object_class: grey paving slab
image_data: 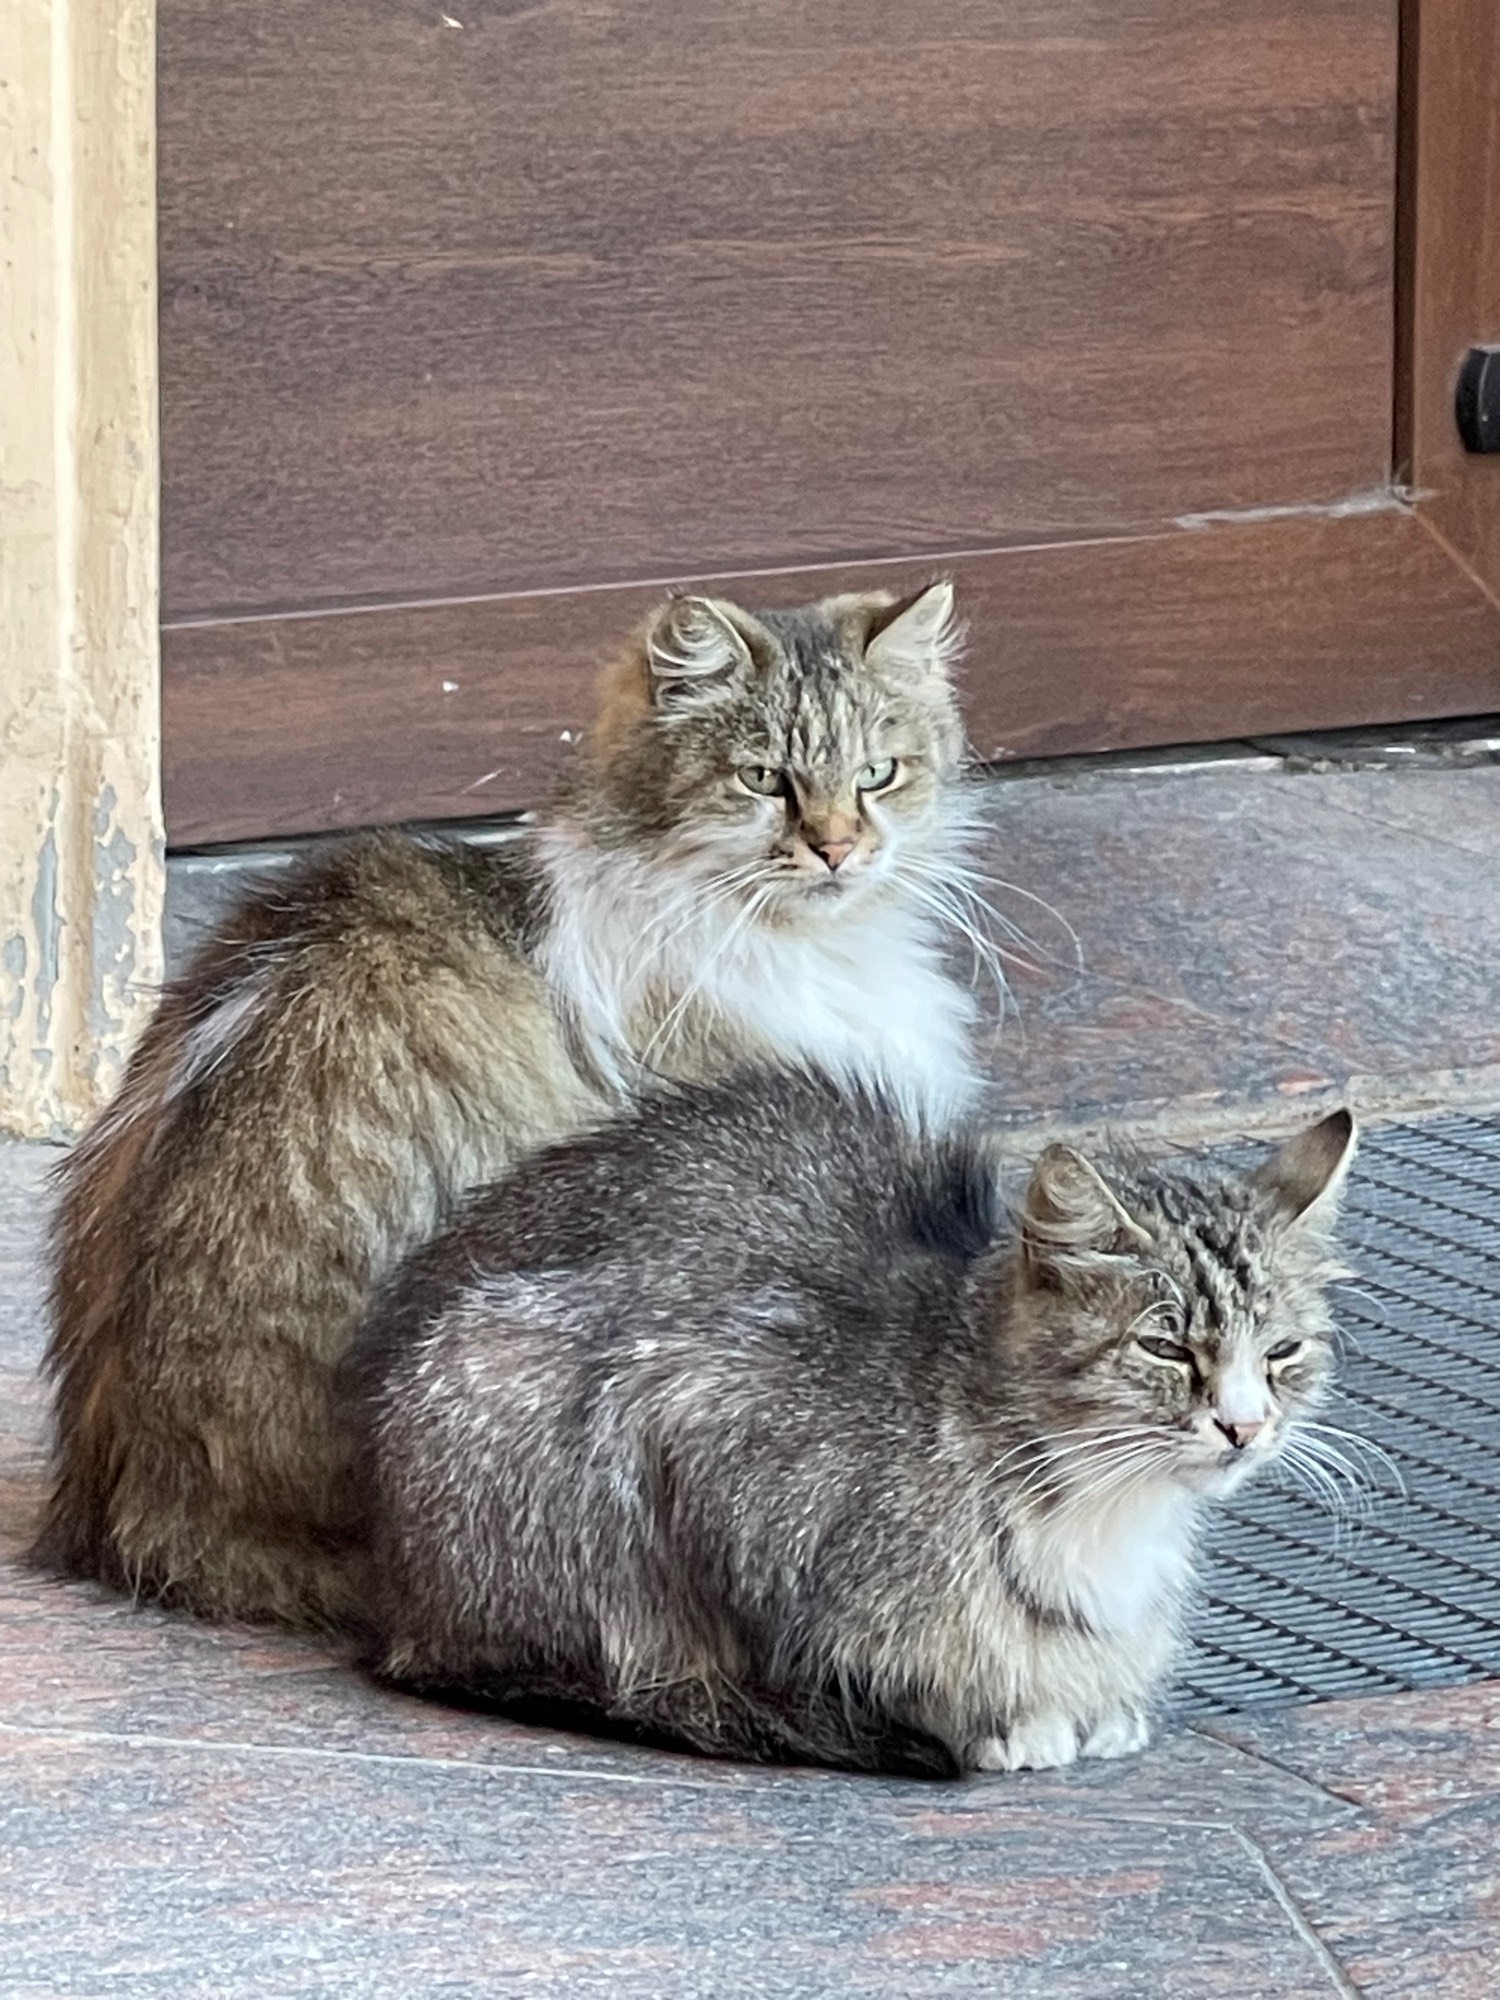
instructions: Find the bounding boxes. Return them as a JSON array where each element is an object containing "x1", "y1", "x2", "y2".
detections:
[
  {"x1": 969, "y1": 760, "x2": 1500, "y2": 1128},
  {"x1": 0, "y1": 1726, "x2": 1349, "y2": 2000}
]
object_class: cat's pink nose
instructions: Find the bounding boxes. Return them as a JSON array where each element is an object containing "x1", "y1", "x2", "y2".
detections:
[
  {"x1": 812, "y1": 837, "x2": 856, "y2": 872},
  {"x1": 1215, "y1": 1416, "x2": 1267, "y2": 1451}
]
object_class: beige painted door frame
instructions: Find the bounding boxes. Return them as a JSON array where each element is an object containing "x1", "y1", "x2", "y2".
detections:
[{"x1": 1, "y1": 0, "x2": 163, "y2": 1139}]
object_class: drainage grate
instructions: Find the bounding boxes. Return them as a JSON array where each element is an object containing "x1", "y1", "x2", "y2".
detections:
[{"x1": 1180, "y1": 1113, "x2": 1500, "y2": 1713}]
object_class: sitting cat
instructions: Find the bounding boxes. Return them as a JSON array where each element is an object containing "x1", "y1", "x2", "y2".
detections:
[
  {"x1": 35, "y1": 582, "x2": 988, "y2": 1630},
  {"x1": 350, "y1": 1072, "x2": 1355, "y2": 1777}
]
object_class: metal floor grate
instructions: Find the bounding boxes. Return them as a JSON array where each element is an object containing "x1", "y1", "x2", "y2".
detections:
[{"x1": 1180, "y1": 1113, "x2": 1500, "y2": 1713}]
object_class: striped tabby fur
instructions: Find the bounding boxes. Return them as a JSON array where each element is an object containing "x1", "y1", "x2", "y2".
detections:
[{"x1": 352, "y1": 1071, "x2": 1355, "y2": 1776}]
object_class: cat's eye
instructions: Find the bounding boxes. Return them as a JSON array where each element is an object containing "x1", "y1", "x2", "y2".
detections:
[
  {"x1": 737, "y1": 764, "x2": 785, "y2": 796},
  {"x1": 1265, "y1": 1339, "x2": 1304, "y2": 1364},
  {"x1": 1135, "y1": 1334, "x2": 1194, "y2": 1366},
  {"x1": 855, "y1": 759, "x2": 899, "y2": 792}
]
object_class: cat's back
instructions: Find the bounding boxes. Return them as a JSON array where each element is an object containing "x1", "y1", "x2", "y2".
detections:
[
  {"x1": 182, "y1": 828, "x2": 545, "y2": 1043},
  {"x1": 356, "y1": 1066, "x2": 999, "y2": 1397},
  {"x1": 59, "y1": 829, "x2": 552, "y2": 1221},
  {"x1": 51, "y1": 828, "x2": 597, "y2": 1347},
  {"x1": 353, "y1": 1070, "x2": 1005, "y2": 1716}
]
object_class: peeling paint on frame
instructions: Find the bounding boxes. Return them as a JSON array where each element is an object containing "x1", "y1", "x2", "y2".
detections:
[{"x1": 0, "y1": 0, "x2": 163, "y2": 1139}]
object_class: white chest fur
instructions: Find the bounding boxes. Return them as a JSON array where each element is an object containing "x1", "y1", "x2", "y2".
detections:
[
  {"x1": 538, "y1": 835, "x2": 981, "y2": 1122},
  {"x1": 1017, "y1": 1480, "x2": 1198, "y2": 1635},
  {"x1": 692, "y1": 902, "x2": 978, "y2": 1119}
]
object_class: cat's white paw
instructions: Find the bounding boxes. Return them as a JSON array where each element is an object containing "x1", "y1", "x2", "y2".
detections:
[
  {"x1": 974, "y1": 1714, "x2": 1080, "y2": 1772},
  {"x1": 1081, "y1": 1710, "x2": 1151, "y2": 1761}
]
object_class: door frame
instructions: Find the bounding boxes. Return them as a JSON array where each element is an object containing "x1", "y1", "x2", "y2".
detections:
[{"x1": 0, "y1": 0, "x2": 162, "y2": 1138}]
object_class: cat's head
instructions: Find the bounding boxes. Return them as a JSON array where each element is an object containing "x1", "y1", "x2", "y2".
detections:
[
  {"x1": 578, "y1": 581, "x2": 967, "y2": 919},
  {"x1": 1013, "y1": 1111, "x2": 1356, "y2": 1501}
]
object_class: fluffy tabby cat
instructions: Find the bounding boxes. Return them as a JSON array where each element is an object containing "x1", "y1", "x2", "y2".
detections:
[
  {"x1": 352, "y1": 1073, "x2": 1355, "y2": 1777},
  {"x1": 37, "y1": 581, "x2": 986, "y2": 1630}
]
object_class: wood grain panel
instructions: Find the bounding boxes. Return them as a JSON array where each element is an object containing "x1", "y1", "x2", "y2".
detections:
[
  {"x1": 163, "y1": 510, "x2": 1500, "y2": 844},
  {"x1": 1408, "y1": 0, "x2": 1500, "y2": 598},
  {"x1": 158, "y1": 0, "x2": 1397, "y2": 620}
]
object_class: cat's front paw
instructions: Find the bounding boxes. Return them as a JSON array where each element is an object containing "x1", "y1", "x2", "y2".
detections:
[
  {"x1": 1081, "y1": 1710, "x2": 1151, "y2": 1761},
  {"x1": 974, "y1": 1714, "x2": 1080, "y2": 1772}
]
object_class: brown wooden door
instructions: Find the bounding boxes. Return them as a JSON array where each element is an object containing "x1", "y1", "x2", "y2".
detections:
[
  {"x1": 1407, "y1": 1, "x2": 1500, "y2": 602},
  {"x1": 159, "y1": 0, "x2": 1500, "y2": 846}
]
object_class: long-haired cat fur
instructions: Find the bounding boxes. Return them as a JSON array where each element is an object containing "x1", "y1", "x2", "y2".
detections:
[
  {"x1": 351, "y1": 1072, "x2": 1355, "y2": 1777},
  {"x1": 37, "y1": 582, "x2": 990, "y2": 1629}
]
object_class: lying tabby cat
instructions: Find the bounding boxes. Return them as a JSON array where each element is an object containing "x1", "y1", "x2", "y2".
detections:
[
  {"x1": 36, "y1": 581, "x2": 989, "y2": 1629},
  {"x1": 352, "y1": 1072, "x2": 1354, "y2": 1776}
]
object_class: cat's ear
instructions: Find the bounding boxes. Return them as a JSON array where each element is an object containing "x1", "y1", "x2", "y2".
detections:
[
  {"x1": 863, "y1": 579, "x2": 963, "y2": 682},
  {"x1": 1251, "y1": 1110, "x2": 1356, "y2": 1230},
  {"x1": 644, "y1": 596, "x2": 753, "y2": 704},
  {"x1": 1021, "y1": 1143, "x2": 1153, "y2": 1287}
]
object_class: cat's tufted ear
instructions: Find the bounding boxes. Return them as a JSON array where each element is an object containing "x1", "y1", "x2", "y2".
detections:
[
  {"x1": 1251, "y1": 1109, "x2": 1356, "y2": 1231},
  {"x1": 863, "y1": 579, "x2": 963, "y2": 682},
  {"x1": 644, "y1": 596, "x2": 754, "y2": 704},
  {"x1": 1021, "y1": 1143, "x2": 1153, "y2": 1288}
]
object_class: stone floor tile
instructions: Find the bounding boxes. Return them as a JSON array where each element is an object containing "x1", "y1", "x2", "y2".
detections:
[
  {"x1": 1198, "y1": 1681, "x2": 1500, "y2": 1814},
  {"x1": 1255, "y1": 1791, "x2": 1500, "y2": 2000},
  {"x1": 1276, "y1": 767, "x2": 1500, "y2": 864},
  {"x1": 0, "y1": 1557, "x2": 1362, "y2": 1839},
  {"x1": 979, "y1": 766, "x2": 1500, "y2": 1127},
  {"x1": 0, "y1": 1728, "x2": 1351, "y2": 2000}
]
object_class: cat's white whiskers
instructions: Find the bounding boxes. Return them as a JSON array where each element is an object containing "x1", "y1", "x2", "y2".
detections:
[
  {"x1": 1288, "y1": 1460, "x2": 1385, "y2": 1536},
  {"x1": 1007, "y1": 1434, "x2": 1172, "y2": 1512},
  {"x1": 1278, "y1": 1424, "x2": 1387, "y2": 1519},
  {"x1": 986, "y1": 1424, "x2": 1165, "y2": 1485},
  {"x1": 1126, "y1": 1302, "x2": 1181, "y2": 1337},
  {"x1": 636, "y1": 884, "x2": 775, "y2": 1072},
  {"x1": 1330, "y1": 1279, "x2": 1389, "y2": 1321},
  {"x1": 1298, "y1": 1420, "x2": 1406, "y2": 1495},
  {"x1": 1143, "y1": 1270, "x2": 1190, "y2": 1316},
  {"x1": 1008, "y1": 1445, "x2": 1158, "y2": 1506},
  {"x1": 897, "y1": 859, "x2": 1043, "y2": 960},
  {"x1": 1288, "y1": 1432, "x2": 1384, "y2": 1496},
  {"x1": 889, "y1": 873, "x2": 1015, "y2": 1019},
  {"x1": 956, "y1": 872, "x2": 1088, "y2": 972},
  {"x1": 1045, "y1": 1445, "x2": 1174, "y2": 1516},
  {"x1": 619, "y1": 863, "x2": 772, "y2": 990},
  {"x1": 911, "y1": 857, "x2": 1084, "y2": 973},
  {"x1": 1275, "y1": 1438, "x2": 1362, "y2": 1517},
  {"x1": 1271, "y1": 1440, "x2": 1378, "y2": 1559},
  {"x1": 910, "y1": 865, "x2": 1038, "y2": 953},
  {"x1": 628, "y1": 861, "x2": 766, "y2": 943}
]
